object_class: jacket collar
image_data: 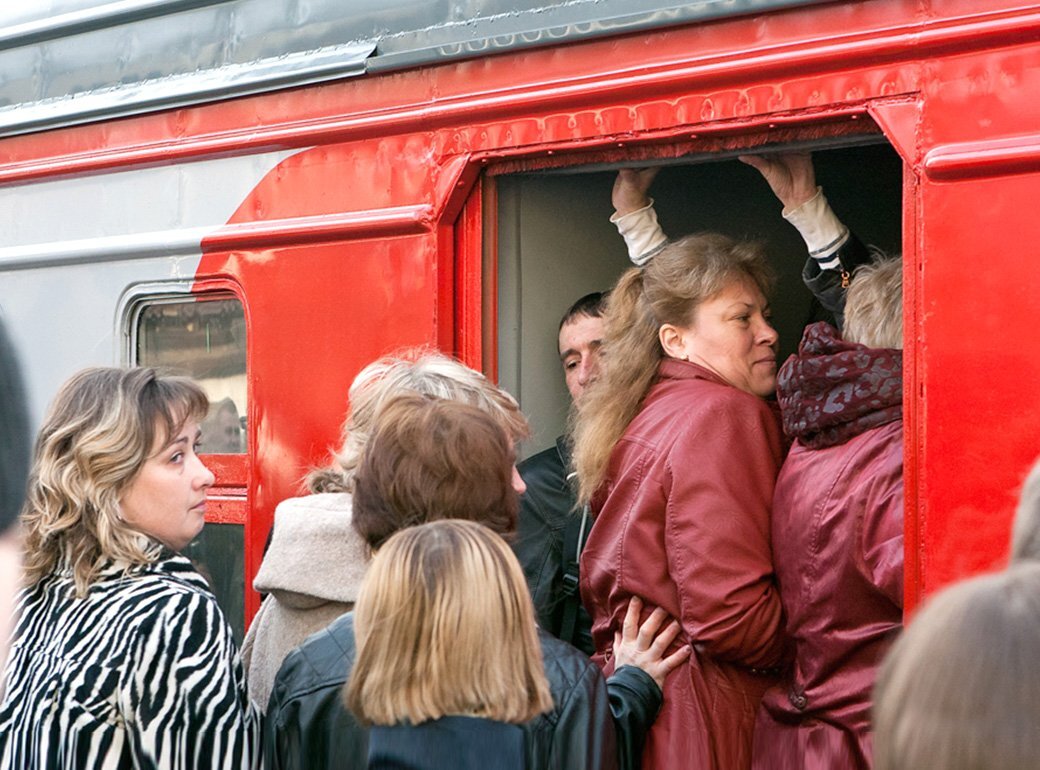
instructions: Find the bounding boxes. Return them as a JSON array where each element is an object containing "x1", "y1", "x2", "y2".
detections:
[{"x1": 656, "y1": 357, "x2": 730, "y2": 387}]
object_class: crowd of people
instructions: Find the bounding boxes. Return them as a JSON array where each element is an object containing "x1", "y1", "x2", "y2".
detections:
[{"x1": 0, "y1": 153, "x2": 1037, "y2": 770}]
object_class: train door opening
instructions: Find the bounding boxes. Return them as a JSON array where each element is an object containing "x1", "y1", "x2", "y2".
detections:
[{"x1": 494, "y1": 141, "x2": 903, "y2": 457}]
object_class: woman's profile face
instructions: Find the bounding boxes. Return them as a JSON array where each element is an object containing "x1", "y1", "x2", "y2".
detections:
[
  {"x1": 119, "y1": 419, "x2": 215, "y2": 551},
  {"x1": 669, "y1": 278, "x2": 779, "y2": 397}
]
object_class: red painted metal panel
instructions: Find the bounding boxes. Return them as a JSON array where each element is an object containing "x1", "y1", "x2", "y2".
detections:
[{"x1": 454, "y1": 179, "x2": 484, "y2": 372}]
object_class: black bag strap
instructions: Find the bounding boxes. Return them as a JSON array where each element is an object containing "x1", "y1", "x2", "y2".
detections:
[{"x1": 559, "y1": 503, "x2": 590, "y2": 648}]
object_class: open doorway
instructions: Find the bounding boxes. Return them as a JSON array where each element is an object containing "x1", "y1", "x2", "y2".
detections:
[{"x1": 496, "y1": 142, "x2": 903, "y2": 456}]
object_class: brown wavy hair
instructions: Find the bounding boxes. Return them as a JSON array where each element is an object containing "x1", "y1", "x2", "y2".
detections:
[
  {"x1": 21, "y1": 367, "x2": 208, "y2": 596},
  {"x1": 351, "y1": 394, "x2": 520, "y2": 550},
  {"x1": 572, "y1": 232, "x2": 773, "y2": 504}
]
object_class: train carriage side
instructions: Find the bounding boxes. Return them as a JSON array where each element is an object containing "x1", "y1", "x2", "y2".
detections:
[{"x1": 1, "y1": 0, "x2": 1038, "y2": 630}]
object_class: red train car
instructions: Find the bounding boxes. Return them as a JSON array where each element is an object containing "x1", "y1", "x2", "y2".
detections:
[{"x1": 1, "y1": 0, "x2": 1036, "y2": 636}]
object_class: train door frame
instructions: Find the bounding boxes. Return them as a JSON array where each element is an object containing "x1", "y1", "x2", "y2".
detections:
[{"x1": 458, "y1": 102, "x2": 921, "y2": 607}]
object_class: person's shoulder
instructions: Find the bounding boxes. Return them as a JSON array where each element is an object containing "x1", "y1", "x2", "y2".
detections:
[
  {"x1": 275, "y1": 611, "x2": 357, "y2": 697},
  {"x1": 131, "y1": 553, "x2": 216, "y2": 604},
  {"x1": 275, "y1": 492, "x2": 353, "y2": 517},
  {"x1": 537, "y1": 627, "x2": 602, "y2": 693},
  {"x1": 519, "y1": 442, "x2": 566, "y2": 479}
]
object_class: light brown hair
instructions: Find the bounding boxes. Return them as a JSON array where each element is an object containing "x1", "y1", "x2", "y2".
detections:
[
  {"x1": 351, "y1": 394, "x2": 519, "y2": 550},
  {"x1": 21, "y1": 367, "x2": 208, "y2": 595},
  {"x1": 572, "y1": 232, "x2": 773, "y2": 503},
  {"x1": 307, "y1": 349, "x2": 528, "y2": 494},
  {"x1": 843, "y1": 255, "x2": 903, "y2": 350},
  {"x1": 345, "y1": 520, "x2": 553, "y2": 725},
  {"x1": 873, "y1": 564, "x2": 1040, "y2": 770}
]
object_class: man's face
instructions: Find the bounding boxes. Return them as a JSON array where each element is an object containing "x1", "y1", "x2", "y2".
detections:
[{"x1": 558, "y1": 314, "x2": 605, "y2": 403}]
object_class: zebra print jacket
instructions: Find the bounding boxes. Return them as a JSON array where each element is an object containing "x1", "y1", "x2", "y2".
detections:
[{"x1": 0, "y1": 551, "x2": 260, "y2": 769}]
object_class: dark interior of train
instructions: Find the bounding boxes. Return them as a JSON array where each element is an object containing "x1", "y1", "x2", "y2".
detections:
[{"x1": 496, "y1": 142, "x2": 903, "y2": 456}]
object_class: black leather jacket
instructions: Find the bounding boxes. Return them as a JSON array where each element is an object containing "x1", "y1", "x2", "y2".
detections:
[
  {"x1": 802, "y1": 234, "x2": 872, "y2": 330},
  {"x1": 515, "y1": 438, "x2": 595, "y2": 655},
  {"x1": 265, "y1": 613, "x2": 659, "y2": 770}
]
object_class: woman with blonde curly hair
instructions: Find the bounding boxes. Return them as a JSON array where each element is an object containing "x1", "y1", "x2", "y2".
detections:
[
  {"x1": 0, "y1": 367, "x2": 258, "y2": 770},
  {"x1": 347, "y1": 519, "x2": 553, "y2": 769}
]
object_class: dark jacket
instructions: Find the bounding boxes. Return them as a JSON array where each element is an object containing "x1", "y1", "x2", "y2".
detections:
[
  {"x1": 368, "y1": 717, "x2": 524, "y2": 770},
  {"x1": 514, "y1": 437, "x2": 594, "y2": 655},
  {"x1": 265, "y1": 612, "x2": 658, "y2": 770},
  {"x1": 582, "y1": 359, "x2": 787, "y2": 770},
  {"x1": 802, "y1": 235, "x2": 872, "y2": 330},
  {"x1": 751, "y1": 323, "x2": 904, "y2": 770}
]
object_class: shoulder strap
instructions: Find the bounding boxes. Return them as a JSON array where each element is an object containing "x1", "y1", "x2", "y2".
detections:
[{"x1": 559, "y1": 504, "x2": 590, "y2": 648}]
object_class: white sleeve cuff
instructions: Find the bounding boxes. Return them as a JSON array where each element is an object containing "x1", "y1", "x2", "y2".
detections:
[
  {"x1": 783, "y1": 187, "x2": 849, "y2": 268},
  {"x1": 610, "y1": 200, "x2": 668, "y2": 266}
]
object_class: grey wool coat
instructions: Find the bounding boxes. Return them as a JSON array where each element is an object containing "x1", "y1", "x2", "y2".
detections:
[{"x1": 241, "y1": 493, "x2": 369, "y2": 712}]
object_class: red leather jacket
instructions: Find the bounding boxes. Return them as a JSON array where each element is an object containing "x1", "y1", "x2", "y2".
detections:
[
  {"x1": 751, "y1": 323, "x2": 904, "y2": 770},
  {"x1": 581, "y1": 359, "x2": 786, "y2": 770}
]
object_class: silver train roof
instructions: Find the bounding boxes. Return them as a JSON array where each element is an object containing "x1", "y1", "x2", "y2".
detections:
[{"x1": 0, "y1": 0, "x2": 828, "y2": 138}]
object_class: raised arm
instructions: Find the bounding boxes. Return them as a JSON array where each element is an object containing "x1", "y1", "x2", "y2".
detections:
[
  {"x1": 610, "y1": 168, "x2": 667, "y2": 265},
  {"x1": 739, "y1": 153, "x2": 871, "y2": 326},
  {"x1": 609, "y1": 156, "x2": 871, "y2": 327}
]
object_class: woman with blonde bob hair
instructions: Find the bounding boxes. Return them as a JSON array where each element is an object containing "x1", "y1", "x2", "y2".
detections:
[
  {"x1": 347, "y1": 519, "x2": 552, "y2": 768},
  {"x1": 574, "y1": 232, "x2": 788, "y2": 770},
  {"x1": 873, "y1": 564, "x2": 1040, "y2": 770},
  {"x1": 0, "y1": 367, "x2": 258, "y2": 770}
]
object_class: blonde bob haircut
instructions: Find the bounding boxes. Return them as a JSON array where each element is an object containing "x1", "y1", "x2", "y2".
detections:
[
  {"x1": 843, "y1": 255, "x2": 903, "y2": 350},
  {"x1": 345, "y1": 520, "x2": 553, "y2": 726},
  {"x1": 573, "y1": 232, "x2": 773, "y2": 504},
  {"x1": 307, "y1": 349, "x2": 529, "y2": 494},
  {"x1": 873, "y1": 564, "x2": 1040, "y2": 770},
  {"x1": 21, "y1": 367, "x2": 208, "y2": 596}
]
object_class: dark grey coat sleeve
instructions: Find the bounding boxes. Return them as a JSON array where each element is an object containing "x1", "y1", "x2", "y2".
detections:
[{"x1": 608, "y1": 665, "x2": 663, "y2": 770}]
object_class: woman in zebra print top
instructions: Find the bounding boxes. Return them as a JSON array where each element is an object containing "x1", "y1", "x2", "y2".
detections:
[{"x1": 0, "y1": 367, "x2": 259, "y2": 770}]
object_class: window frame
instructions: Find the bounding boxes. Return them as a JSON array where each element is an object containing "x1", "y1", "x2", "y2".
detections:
[{"x1": 119, "y1": 278, "x2": 250, "y2": 501}]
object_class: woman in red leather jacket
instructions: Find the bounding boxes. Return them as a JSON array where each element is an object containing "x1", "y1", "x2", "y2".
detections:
[{"x1": 573, "y1": 233, "x2": 787, "y2": 770}]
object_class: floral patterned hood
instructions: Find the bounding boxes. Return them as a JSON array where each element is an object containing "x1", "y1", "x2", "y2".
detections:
[{"x1": 777, "y1": 322, "x2": 902, "y2": 449}]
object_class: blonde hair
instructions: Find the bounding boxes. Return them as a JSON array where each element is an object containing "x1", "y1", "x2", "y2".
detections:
[
  {"x1": 1010, "y1": 456, "x2": 1040, "y2": 563},
  {"x1": 345, "y1": 520, "x2": 553, "y2": 725},
  {"x1": 307, "y1": 349, "x2": 528, "y2": 494},
  {"x1": 843, "y1": 256, "x2": 903, "y2": 349},
  {"x1": 572, "y1": 233, "x2": 773, "y2": 504},
  {"x1": 21, "y1": 367, "x2": 208, "y2": 595},
  {"x1": 874, "y1": 564, "x2": 1040, "y2": 770}
]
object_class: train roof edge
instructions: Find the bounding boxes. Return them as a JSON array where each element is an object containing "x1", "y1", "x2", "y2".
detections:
[{"x1": 0, "y1": 0, "x2": 831, "y2": 139}]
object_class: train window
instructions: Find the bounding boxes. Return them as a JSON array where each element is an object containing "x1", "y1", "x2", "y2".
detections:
[
  {"x1": 130, "y1": 290, "x2": 249, "y2": 641},
  {"x1": 496, "y1": 142, "x2": 903, "y2": 456},
  {"x1": 135, "y1": 294, "x2": 248, "y2": 454}
]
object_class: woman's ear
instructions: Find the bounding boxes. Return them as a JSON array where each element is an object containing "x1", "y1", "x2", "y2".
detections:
[{"x1": 658, "y1": 324, "x2": 689, "y2": 361}]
